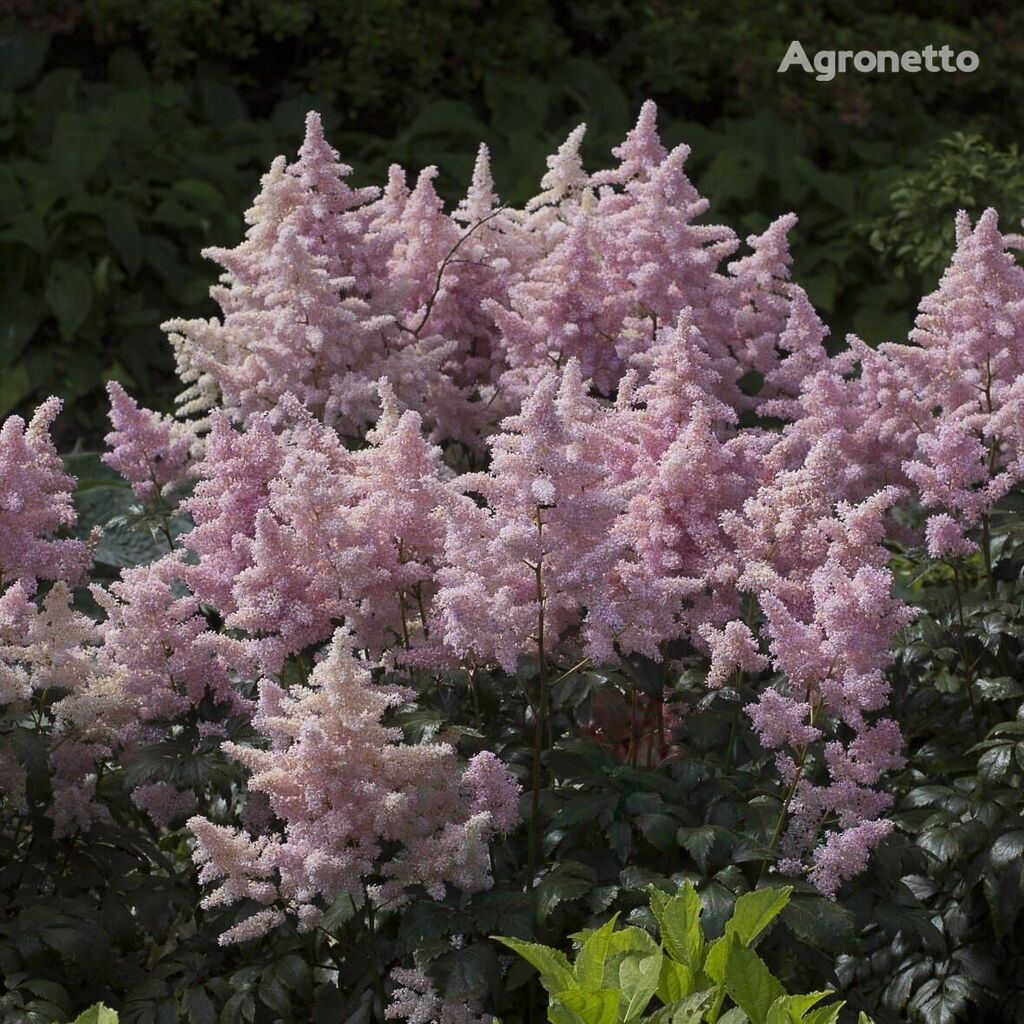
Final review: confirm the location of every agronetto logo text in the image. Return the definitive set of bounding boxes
[778,41,979,82]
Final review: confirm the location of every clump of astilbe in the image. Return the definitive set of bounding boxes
[487,212,635,397]
[726,479,915,897]
[163,113,494,448]
[91,552,251,725]
[0,400,121,834]
[433,359,630,672]
[0,398,92,588]
[386,965,493,1024]
[103,381,191,500]
[182,409,284,613]
[203,385,450,672]
[0,580,112,831]
[489,106,752,405]
[60,101,947,928]
[609,309,755,652]
[188,628,519,945]
[896,209,1024,561]
[790,208,1024,548]
[725,213,799,386]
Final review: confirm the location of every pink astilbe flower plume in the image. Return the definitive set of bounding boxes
[189,628,518,943]
[0,398,91,587]
[591,100,667,189]
[435,360,630,669]
[103,381,190,499]
[733,480,915,896]
[387,966,493,1024]
[215,387,451,669]
[183,410,283,612]
[93,552,251,723]
[490,214,633,397]
[892,208,1024,552]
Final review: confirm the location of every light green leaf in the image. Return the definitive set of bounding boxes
[646,990,716,1024]
[619,953,662,1021]
[722,937,784,1024]
[726,888,792,947]
[787,992,832,1019]
[493,937,576,995]
[606,925,661,960]
[653,882,705,969]
[72,1005,119,1024]
[766,996,791,1024]
[550,989,619,1024]
[719,1010,750,1024]
[657,958,695,1005]
[802,1003,843,1024]
[574,913,619,992]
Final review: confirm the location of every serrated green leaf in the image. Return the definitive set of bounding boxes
[718,1009,750,1024]
[606,926,661,960]
[727,887,792,947]
[803,1001,843,1024]
[619,953,662,1020]
[652,882,704,970]
[657,958,695,1004]
[550,989,619,1024]
[722,936,784,1024]
[574,913,619,992]
[646,989,715,1024]
[493,937,575,995]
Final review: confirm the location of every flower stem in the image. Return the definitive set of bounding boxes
[952,563,981,737]
[526,508,548,889]
[363,886,387,1010]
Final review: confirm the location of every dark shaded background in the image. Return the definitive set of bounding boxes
[3,0,1024,444]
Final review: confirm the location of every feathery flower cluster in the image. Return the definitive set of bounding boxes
[386,966,493,1024]
[0,397,91,587]
[103,381,191,499]
[184,385,450,672]
[188,629,519,943]
[897,210,1024,555]
[158,104,954,902]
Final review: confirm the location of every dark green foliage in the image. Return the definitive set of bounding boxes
[867,133,1024,285]
[834,499,1024,1024]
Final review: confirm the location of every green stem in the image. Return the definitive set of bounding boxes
[759,698,818,883]
[526,508,548,889]
[363,887,387,1010]
[981,513,995,600]
[952,563,981,737]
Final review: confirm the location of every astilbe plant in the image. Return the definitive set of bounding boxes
[188,627,519,945]
[157,103,930,912]
[3,99,1024,1023]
